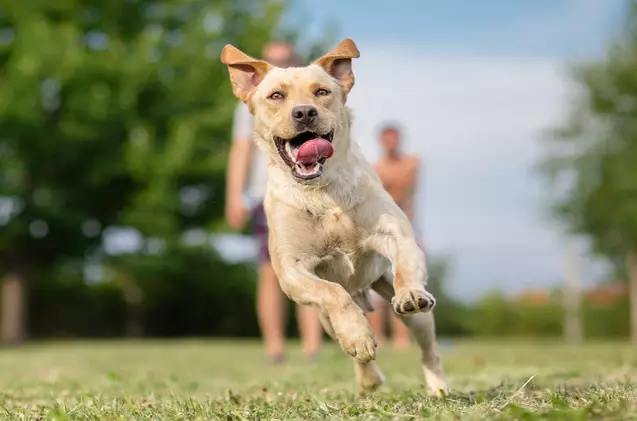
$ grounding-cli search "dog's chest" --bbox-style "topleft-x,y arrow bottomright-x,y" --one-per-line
307,205 -> 361,253
317,206 -> 357,240
311,207 -> 388,291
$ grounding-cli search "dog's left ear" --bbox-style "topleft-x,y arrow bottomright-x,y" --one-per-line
314,38 -> 360,96
221,45 -> 272,103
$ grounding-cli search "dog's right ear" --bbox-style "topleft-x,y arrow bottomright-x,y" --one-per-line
221,45 -> 272,103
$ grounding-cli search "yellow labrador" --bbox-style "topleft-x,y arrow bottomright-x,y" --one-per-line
221,39 -> 448,396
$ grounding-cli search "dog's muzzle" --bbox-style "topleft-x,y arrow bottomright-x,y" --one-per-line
274,130 -> 334,180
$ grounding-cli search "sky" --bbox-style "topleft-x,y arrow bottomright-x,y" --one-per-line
273,0 -> 628,300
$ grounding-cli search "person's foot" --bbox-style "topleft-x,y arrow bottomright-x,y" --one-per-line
393,340 -> 410,351
268,354 -> 286,365
305,353 -> 320,363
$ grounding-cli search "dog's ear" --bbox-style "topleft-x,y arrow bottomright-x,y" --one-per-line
314,38 -> 360,96
221,45 -> 272,103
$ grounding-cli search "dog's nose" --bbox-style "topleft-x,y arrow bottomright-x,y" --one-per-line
291,105 -> 318,126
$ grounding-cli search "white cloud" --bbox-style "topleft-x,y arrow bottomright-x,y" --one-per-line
347,48 -> 608,300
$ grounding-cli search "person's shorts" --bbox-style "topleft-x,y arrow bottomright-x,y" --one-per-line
251,203 -> 270,263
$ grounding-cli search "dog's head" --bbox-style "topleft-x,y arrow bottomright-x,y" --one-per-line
221,39 -> 360,182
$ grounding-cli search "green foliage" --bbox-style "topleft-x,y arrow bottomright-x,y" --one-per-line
0,0 -> 291,265
463,291 -> 629,339
0,0 -> 333,338
464,291 -> 563,337
468,291 -> 519,336
19,256 -> 637,338
29,268 -> 128,338
29,248 -> 261,337
582,298 -> 630,338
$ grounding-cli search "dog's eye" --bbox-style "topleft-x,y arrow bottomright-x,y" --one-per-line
268,91 -> 285,100
315,88 -> 330,97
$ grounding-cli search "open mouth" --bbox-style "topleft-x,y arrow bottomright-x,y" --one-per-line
274,130 -> 334,180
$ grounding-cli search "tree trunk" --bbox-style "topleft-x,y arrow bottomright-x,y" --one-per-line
628,250 -> 637,344
1,272 -> 27,345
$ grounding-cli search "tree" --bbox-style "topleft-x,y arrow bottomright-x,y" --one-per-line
0,0 -> 334,343
540,0 -> 637,342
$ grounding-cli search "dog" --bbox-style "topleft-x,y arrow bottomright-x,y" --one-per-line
221,38 -> 448,396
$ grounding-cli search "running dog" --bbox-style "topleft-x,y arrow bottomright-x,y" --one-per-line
221,38 -> 448,396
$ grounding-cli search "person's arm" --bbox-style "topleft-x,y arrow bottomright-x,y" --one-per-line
402,156 -> 421,222
373,161 -> 388,189
225,103 -> 254,230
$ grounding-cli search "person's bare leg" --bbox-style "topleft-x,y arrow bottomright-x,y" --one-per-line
367,293 -> 387,348
257,261 -> 287,361
296,304 -> 323,359
390,311 -> 411,350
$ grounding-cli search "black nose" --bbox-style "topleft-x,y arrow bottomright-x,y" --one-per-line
291,105 -> 318,126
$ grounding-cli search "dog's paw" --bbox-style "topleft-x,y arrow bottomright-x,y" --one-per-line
426,381 -> 449,398
392,288 -> 436,315
338,329 -> 377,363
332,310 -> 377,363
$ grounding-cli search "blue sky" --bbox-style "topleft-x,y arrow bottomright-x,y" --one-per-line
272,0 -> 629,300
290,0 -> 626,58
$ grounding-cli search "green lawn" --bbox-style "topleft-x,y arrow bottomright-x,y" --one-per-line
0,340 -> 636,420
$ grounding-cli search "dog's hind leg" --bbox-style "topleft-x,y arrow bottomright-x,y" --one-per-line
372,275 -> 449,397
320,296 -> 385,396
354,360 -> 385,396
351,289 -> 385,395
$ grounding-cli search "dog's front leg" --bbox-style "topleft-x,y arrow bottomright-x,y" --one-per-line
276,261 -> 377,362
368,214 -> 436,315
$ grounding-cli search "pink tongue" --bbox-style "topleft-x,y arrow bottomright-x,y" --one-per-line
296,138 -> 334,164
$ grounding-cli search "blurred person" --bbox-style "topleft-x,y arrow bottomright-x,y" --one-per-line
225,41 -> 323,363
369,124 -> 421,350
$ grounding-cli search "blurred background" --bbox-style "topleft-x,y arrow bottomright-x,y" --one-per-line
1,0 -> 636,345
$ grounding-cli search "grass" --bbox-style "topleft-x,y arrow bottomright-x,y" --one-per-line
0,339 -> 636,420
